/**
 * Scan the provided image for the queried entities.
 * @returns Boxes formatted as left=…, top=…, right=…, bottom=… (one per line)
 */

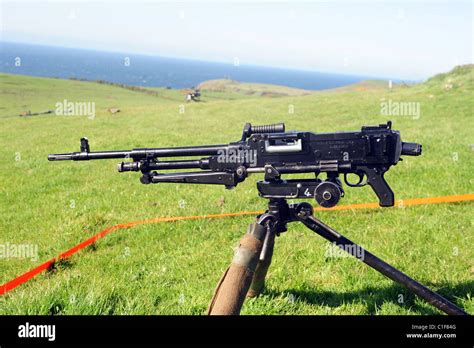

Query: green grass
left=0, top=66, right=472, bottom=315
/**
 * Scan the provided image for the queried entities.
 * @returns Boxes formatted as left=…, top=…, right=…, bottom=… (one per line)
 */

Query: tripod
left=207, top=199, right=467, bottom=315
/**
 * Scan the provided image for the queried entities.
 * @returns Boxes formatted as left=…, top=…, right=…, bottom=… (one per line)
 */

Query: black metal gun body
left=48, top=122, right=421, bottom=207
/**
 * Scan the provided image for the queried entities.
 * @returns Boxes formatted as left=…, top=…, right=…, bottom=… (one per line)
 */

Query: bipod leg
left=293, top=202, right=467, bottom=315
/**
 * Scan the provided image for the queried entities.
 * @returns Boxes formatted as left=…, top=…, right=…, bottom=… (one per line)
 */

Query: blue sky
left=1, top=0, right=472, bottom=79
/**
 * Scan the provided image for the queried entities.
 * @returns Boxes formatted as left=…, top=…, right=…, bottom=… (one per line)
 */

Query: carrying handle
left=241, top=123, right=285, bottom=140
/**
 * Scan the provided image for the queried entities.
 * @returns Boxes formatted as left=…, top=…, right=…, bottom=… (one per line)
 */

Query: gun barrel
left=48, top=153, right=75, bottom=161
left=48, top=150, right=131, bottom=161
left=48, top=144, right=229, bottom=161
left=132, top=145, right=228, bottom=158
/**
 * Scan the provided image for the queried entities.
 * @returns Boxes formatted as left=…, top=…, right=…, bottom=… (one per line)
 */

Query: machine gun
left=48, top=122, right=467, bottom=316
left=48, top=121, right=421, bottom=207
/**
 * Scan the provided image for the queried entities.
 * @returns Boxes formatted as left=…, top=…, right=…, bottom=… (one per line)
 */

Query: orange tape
left=314, top=193, right=474, bottom=211
left=1, top=193, right=472, bottom=295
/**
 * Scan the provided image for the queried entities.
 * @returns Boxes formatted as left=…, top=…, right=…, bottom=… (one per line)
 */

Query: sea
left=1, top=42, right=378, bottom=90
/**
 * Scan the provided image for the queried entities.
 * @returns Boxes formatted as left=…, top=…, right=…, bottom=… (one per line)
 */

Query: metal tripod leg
left=294, top=203, right=467, bottom=315
left=207, top=216, right=271, bottom=315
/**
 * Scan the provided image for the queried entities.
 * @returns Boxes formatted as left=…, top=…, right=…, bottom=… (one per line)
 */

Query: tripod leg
left=295, top=204, right=467, bottom=315
left=247, top=231, right=275, bottom=298
left=207, top=222, right=267, bottom=315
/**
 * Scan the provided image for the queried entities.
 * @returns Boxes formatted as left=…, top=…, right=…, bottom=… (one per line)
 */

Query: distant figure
left=186, top=89, right=201, bottom=102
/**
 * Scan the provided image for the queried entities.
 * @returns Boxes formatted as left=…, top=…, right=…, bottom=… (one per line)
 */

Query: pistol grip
left=363, top=167, right=394, bottom=207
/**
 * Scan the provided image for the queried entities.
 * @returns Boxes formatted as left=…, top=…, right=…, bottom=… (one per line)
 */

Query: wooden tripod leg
left=207, top=222, right=266, bottom=315
left=247, top=232, right=275, bottom=298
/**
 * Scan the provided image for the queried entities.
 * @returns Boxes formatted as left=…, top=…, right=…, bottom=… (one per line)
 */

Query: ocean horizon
left=0, top=42, right=400, bottom=90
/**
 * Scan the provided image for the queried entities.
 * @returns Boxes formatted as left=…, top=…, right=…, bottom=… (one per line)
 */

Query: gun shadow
left=265, top=280, right=473, bottom=315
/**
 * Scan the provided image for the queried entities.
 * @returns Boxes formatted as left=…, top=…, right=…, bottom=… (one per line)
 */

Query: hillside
left=0, top=66, right=472, bottom=315
left=321, top=79, right=392, bottom=93
left=196, top=78, right=314, bottom=97
left=425, top=64, right=474, bottom=91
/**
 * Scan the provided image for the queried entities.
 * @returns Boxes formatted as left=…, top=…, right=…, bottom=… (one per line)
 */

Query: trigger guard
left=344, top=172, right=367, bottom=187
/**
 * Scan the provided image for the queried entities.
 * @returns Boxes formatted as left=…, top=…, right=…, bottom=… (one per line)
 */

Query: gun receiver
left=48, top=121, right=421, bottom=207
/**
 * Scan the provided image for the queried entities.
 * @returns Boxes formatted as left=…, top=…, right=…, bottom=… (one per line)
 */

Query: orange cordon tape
left=1, top=193, right=473, bottom=296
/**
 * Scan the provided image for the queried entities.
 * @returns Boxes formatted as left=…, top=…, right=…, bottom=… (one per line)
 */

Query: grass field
left=0, top=66, right=472, bottom=315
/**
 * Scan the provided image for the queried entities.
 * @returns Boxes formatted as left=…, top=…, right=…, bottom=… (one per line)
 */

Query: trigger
left=344, top=173, right=367, bottom=187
